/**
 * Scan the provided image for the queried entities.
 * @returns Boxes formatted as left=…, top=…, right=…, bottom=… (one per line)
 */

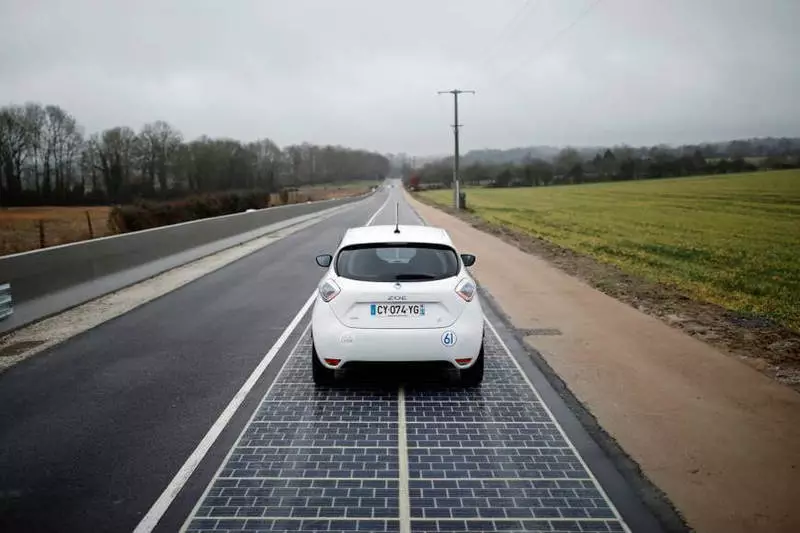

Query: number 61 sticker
left=441, top=330, right=457, bottom=347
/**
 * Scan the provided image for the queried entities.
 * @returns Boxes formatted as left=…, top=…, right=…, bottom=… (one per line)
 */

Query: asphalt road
left=0, top=183, right=666, bottom=533
left=0, top=192, right=385, bottom=532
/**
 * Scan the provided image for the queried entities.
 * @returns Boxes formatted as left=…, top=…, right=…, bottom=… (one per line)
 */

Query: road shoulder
left=408, top=192, right=800, bottom=533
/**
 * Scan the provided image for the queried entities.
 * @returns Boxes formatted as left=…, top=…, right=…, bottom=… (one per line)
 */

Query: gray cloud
left=1, top=0, right=798, bottom=155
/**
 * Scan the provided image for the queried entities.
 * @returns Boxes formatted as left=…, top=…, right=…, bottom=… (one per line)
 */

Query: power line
left=473, top=0, right=540, bottom=75
left=492, top=0, right=604, bottom=86
left=437, top=89, right=475, bottom=210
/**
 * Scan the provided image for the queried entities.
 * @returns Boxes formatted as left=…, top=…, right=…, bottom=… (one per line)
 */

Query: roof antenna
left=393, top=202, right=400, bottom=234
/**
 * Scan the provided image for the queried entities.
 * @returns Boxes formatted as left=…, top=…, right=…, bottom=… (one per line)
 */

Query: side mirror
left=460, top=253, right=476, bottom=267
left=316, top=254, right=332, bottom=268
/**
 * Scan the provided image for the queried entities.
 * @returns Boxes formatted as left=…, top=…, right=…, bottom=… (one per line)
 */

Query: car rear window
left=336, top=243, right=460, bottom=282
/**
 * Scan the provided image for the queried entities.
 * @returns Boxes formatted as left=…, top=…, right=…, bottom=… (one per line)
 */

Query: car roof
left=339, top=225, right=454, bottom=248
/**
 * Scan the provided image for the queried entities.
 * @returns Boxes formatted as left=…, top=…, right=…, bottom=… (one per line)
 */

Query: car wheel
left=460, top=342, right=484, bottom=387
left=312, top=343, right=336, bottom=386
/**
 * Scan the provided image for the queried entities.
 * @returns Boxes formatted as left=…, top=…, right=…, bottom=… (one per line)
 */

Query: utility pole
left=438, top=89, right=474, bottom=209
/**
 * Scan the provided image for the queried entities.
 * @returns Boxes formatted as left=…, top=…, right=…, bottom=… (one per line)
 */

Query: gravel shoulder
left=409, top=192, right=800, bottom=533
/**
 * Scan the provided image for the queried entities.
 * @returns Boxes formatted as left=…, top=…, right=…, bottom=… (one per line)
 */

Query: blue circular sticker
left=441, top=330, right=457, bottom=347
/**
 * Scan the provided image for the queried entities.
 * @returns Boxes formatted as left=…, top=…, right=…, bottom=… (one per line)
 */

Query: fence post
left=85, top=210, right=94, bottom=238
left=38, top=219, right=45, bottom=248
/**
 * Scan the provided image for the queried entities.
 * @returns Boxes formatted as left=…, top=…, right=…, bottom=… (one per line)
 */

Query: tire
left=460, top=342, right=484, bottom=387
left=312, top=343, right=336, bottom=386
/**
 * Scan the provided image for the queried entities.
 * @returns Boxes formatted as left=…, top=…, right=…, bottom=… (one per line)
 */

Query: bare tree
left=41, top=105, right=83, bottom=199
left=138, top=121, right=182, bottom=194
left=0, top=105, right=31, bottom=203
left=248, top=138, right=282, bottom=191
left=23, top=103, right=46, bottom=195
left=95, top=127, right=137, bottom=201
left=2, top=100, right=391, bottom=206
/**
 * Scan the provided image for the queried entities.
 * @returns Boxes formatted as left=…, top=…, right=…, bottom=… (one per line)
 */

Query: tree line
left=411, top=138, right=800, bottom=189
left=0, top=102, right=390, bottom=206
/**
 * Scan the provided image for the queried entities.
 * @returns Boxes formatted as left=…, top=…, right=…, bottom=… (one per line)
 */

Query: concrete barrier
left=0, top=195, right=366, bottom=313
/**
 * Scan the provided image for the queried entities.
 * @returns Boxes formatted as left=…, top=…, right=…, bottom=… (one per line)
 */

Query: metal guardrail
left=0, top=283, right=12, bottom=321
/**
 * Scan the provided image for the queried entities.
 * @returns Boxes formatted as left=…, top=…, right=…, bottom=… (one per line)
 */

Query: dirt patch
left=0, top=340, right=45, bottom=358
left=415, top=195, right=800, bottom=390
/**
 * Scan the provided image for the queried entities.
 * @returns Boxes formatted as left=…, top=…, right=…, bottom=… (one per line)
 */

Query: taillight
left=455, top=358, right=472, bottom=366
left=319, top=279, right=340, bottom=302
left=455, top=278, right=476, bottom=302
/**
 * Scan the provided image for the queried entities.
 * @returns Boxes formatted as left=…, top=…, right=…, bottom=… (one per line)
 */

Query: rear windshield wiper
left=394, top=274, right=437, bottom=280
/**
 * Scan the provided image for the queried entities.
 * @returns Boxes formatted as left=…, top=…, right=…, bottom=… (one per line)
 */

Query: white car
left=311, top=223, right=485, bottom=386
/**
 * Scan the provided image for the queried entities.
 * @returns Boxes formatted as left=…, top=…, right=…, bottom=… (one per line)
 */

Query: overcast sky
left=1, top=0, right=798, bottom=155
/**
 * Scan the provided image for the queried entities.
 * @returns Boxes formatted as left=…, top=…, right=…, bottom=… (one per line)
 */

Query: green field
left=422, top=170, right=800, bottom=331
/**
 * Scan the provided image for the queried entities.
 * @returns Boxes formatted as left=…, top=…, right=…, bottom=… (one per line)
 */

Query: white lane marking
left=133, top=296, right=315, bottom=533
left=484, top=318, right=632, bottom=533
left=397, top=386, right=411, bottom=533
left=170, top=195, right=391, bottom=529
left=366, top=191, right=392, bottom=226
left=179, top=324, right=313, bottom=530
left=177, top=323, right=314, bottom=532
left=137, top=195, right=394, bottom=531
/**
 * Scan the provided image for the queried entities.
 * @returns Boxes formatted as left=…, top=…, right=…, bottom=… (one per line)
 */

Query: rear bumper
left=311, top=295, right=484, bottom=369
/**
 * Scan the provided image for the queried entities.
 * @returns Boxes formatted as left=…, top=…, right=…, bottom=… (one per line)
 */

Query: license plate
left=370, top=303, right=425, bottom=317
